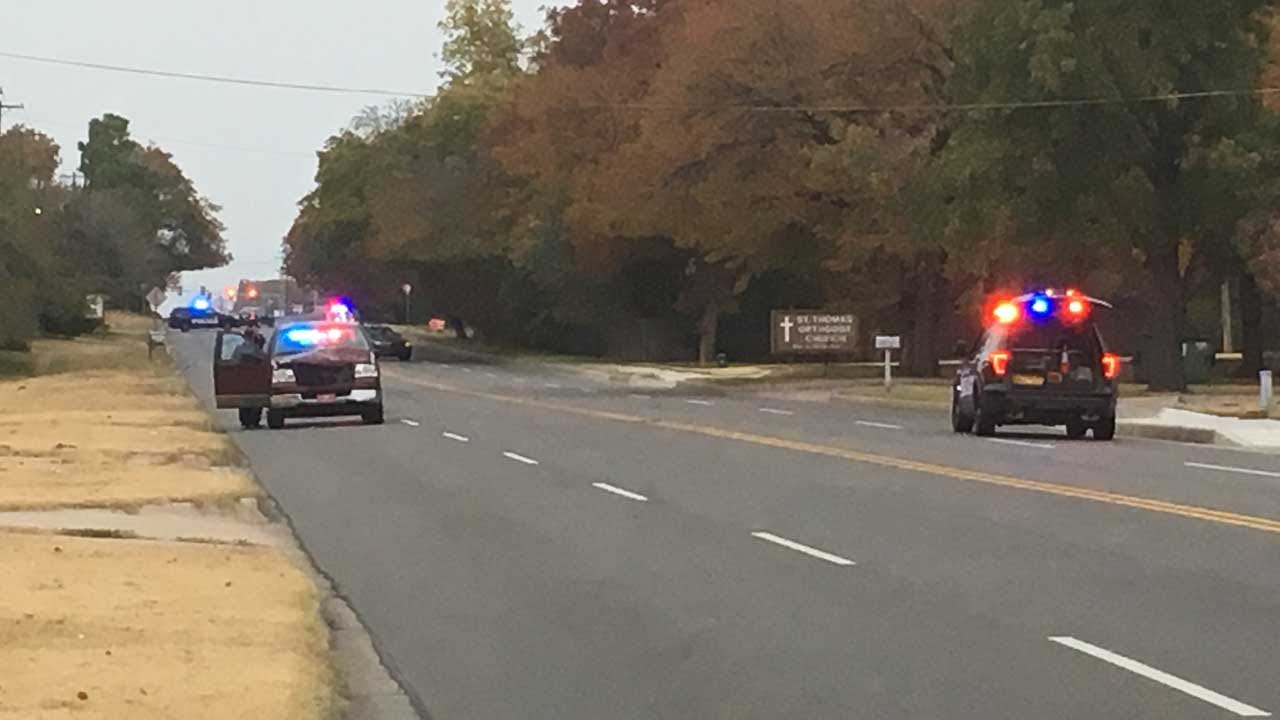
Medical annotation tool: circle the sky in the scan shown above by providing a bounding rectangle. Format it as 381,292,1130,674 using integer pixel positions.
2,0,564,305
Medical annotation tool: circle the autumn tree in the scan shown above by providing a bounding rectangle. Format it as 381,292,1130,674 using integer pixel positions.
287,0,530,335
497,0,953,363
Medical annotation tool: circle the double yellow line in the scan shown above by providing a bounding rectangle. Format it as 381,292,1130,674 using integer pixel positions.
387,370,1280,536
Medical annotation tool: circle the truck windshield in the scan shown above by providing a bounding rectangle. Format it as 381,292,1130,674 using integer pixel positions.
272,323,370,357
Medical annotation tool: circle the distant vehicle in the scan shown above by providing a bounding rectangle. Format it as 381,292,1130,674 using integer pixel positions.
167,307,191,330
951,289,1119,440
238,306,273,327
364,325,413,361
169,297,233,332
212,320,384,430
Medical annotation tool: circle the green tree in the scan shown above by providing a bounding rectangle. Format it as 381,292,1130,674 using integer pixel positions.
936,0,1279,389
440,0,523,82
74,114,229,305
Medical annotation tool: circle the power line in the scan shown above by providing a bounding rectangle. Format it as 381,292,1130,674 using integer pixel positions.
6,50,1277,115
586,87,1280,114
0,50,430,98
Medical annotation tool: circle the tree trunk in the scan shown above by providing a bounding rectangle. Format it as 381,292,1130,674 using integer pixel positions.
1144,243,1186,391
906,255,942,377
1238,271,1264,377
697,301,719,366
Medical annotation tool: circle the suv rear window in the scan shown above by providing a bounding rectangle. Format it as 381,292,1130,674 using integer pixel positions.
1004,320,1100,355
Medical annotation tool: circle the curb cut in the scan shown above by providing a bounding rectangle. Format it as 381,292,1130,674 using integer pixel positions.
1116,422,1228,446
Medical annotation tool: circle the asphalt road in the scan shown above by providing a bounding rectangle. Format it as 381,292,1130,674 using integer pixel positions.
171,330,1280,719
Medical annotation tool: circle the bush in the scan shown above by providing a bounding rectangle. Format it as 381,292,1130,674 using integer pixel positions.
0,275,37,350
36,277,99,338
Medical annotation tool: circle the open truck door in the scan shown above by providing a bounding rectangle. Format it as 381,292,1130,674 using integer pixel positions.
213,330,271,409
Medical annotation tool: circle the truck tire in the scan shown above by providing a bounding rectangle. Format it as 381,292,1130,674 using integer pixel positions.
238,407,262,429
267,410,285,430
362,405,385,425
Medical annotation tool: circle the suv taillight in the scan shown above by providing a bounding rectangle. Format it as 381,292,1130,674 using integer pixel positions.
989,350,1011,377
1101,353,1121,380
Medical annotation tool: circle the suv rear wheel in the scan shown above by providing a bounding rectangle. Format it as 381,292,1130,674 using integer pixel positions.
362,404,385,425
267,410,285,430
974,396,996,437
1093,415,1116,441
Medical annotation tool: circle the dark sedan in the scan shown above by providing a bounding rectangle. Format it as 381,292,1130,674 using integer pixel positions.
364,325,413,361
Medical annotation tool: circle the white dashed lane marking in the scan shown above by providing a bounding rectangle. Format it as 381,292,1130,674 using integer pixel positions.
986,437,1056,449
442,432,470,443
759,408,795,416
400,419,421,427
503,451,540,466
1185,461,1280,479
592,483,649,502
1048,636,1271,717
751,532,855,566
855,420,902,430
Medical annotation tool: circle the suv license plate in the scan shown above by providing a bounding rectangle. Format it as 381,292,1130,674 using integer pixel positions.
1012,374,1045,386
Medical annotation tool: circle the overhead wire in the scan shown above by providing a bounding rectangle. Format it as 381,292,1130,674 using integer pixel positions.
0,51,431,98
5,50,1280,113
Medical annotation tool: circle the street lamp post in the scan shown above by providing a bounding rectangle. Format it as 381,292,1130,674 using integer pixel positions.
402,283,413,324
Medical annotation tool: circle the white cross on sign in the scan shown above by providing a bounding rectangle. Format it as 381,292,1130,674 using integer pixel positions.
780,316,795,343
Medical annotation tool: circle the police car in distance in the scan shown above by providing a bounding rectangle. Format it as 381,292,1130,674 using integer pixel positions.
169,296,235,331
951,289,1120,440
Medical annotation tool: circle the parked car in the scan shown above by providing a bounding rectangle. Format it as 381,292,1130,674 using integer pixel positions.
364,325,413,361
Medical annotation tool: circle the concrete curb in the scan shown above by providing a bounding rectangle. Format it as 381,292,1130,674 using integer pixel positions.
1116,422,1229,446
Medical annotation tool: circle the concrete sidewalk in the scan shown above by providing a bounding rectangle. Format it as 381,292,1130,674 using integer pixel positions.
1119,400,1280,449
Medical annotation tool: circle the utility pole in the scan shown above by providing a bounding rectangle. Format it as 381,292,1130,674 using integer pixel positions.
0,87,24,131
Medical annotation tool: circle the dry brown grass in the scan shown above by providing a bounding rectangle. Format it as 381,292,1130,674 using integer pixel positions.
0,372,254,511
0,313,338,718
0,531,336,720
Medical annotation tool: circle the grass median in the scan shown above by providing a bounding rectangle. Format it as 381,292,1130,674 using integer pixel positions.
0,312,338,719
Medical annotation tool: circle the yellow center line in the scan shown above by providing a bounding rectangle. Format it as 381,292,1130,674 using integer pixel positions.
385,369,1280,536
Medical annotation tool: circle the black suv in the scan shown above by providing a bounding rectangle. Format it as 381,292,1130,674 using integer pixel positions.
364,325,413,361
951,292,1120,440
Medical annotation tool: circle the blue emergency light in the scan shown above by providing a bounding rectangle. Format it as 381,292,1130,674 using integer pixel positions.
191,297,211,311
1029,295,1051,317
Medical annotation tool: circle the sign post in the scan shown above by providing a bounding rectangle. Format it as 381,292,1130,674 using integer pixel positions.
875,335,902,390
1261,370,1273,415
402,283,413,324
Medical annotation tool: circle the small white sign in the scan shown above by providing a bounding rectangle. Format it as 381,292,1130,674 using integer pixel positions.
875,335,901,350
85,294,106,319
145,287,166,311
